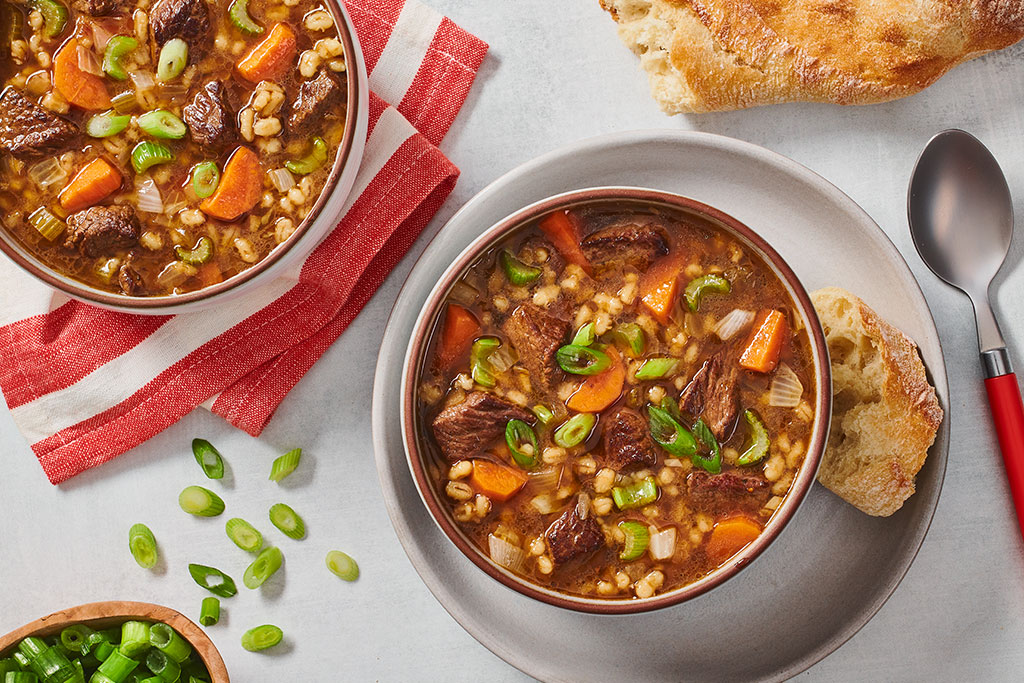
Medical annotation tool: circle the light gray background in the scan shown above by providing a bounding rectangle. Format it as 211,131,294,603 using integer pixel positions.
2,1,1023,680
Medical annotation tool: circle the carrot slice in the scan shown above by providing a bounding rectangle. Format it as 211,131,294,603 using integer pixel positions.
199,147,263,221
470,459,529,502
58,157,122,212
236,23,298,82
705,516,763,564
567,346,625,413
537,210,592,276
639,255,682,324
437,303,480,369
53,38,111,110
197,262,223,287
739,309,788,373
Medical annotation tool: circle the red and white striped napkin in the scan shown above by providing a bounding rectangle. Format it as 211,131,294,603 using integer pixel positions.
0,0,487,484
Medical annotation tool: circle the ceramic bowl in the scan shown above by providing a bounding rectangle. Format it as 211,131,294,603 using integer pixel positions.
400,186,833,614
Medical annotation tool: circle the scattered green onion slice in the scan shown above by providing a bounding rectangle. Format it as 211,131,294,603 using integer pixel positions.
33,0,68,38
613,322,646,356
243,546,283,589
571,322,596,347
325,550,359,582
240,625,282,652
553,413,596,448
131,141,174,174
612,476,658,511
60,625,95,657
737,409,771,466
137,109,187,140
504,419,538,469
148,624,191,664
269,448,301,482
618,520,650,561
684,274,731,312
190,162,220,199
156,38,188,82
145,649,180,682
635,357,678,380
228,0,264,36
469,336,500,387
555,344,611,375
86,110,131,138
190,437,223,478
268,503,305,540
199,597,220,627
128,523,159,569
648,406,697,458
531,404,555,425
498,248,541,286
110,90,137,114
692,418,723,474
178,486,225,517
118,621,150,657
187,563,238,597
102,36,139,81
176,236,213,266
28,207,65,241
284,136,327,175
225,517,263,553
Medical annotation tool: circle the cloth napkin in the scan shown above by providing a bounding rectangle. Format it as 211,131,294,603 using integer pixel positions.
0,0,488,484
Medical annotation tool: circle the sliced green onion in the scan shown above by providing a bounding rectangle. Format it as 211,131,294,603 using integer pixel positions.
325,550,359,582
19,637,76,683
504,419,538,469
618,520,650,561
634,357,678,380
27,207,65,241
243,546,283,589
94,642,115,663
60,625,95,657
5,673,38,683
555,344,611,375
268,448,301,482
118,622,150,658
659,394,685,425
240,625,282,652
284,137,327,175
613,322,646,356
647,406,697,458
102,36,139,81
131,141,174,174
570,322,596,347
199,597,220,627
178,486,224,517
268,503,305,540
97,649,139,681
88,629,120,652
189,437,223,478
137,110,187,140
228,0,263,35
148,624,191,664
0,660,22,677
110,91,137,114
612,476,658,510
128,523,159,569
187,563,238,597
684,274,731,312
692,418,722,474
225,517,262,553
33,0,68,38
144,650,179,682
86,111,131,138
469,336,500,387
498,248,541,286
553,413,596,448
156,38,188,82
190,162,219,199
531,405,555,425
737,409,770,466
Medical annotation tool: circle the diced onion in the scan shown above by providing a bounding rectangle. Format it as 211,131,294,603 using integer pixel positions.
488,533,526,573
269,167,295,193
130,70,156,92
648,527,677,561
91,19,118,51
78,45,103,76
448,281,479,306
488,345,517,373
527,467,561,491
28,158,67,190
157,261,197,287
714,309,755,341
768,363,804,408
135,178,163,213
575,492,591,520
530,494,554,515
162,190,187,215
159,82,189,100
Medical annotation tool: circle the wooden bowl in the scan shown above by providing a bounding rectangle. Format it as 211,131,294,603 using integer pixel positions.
0,602,229,682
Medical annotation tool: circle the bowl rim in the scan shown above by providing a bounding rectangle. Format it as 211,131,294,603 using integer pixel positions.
0,0,363,311
400,186,833,615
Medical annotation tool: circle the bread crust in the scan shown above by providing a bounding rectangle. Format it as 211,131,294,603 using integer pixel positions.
811,287,942,516
601,0,1024,112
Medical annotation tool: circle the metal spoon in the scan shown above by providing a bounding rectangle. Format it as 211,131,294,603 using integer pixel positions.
909,129,1024,533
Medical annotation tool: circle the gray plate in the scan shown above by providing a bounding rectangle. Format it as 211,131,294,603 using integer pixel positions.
371,130,949,682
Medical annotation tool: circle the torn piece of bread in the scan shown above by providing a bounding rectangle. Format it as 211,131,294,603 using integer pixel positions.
599,0,1024,113
811,287,943,516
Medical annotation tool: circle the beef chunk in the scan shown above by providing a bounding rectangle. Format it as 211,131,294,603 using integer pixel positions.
117,262,145,295
289,70,343,131
545,503,604,564
431,391,532,461
679,353,740,440
501,303,568,395
183,81,234,147
150,0,210,47
0,87,78,158
71,0,125,15
687,471,771,516
65,206,139,258
601,408,658,470
581,220,669,271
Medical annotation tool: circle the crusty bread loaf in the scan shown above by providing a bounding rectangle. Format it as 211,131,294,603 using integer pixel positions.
811,287,943,516
600,0,1024,113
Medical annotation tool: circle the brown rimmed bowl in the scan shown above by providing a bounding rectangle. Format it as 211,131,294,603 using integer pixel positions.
400,186,833,615
0,601,228,681
0,0,369,315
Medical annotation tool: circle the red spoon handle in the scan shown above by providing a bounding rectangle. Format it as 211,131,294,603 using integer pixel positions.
985,373,1024,532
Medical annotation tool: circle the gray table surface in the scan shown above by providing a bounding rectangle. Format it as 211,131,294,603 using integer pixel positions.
3,1,1024,680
